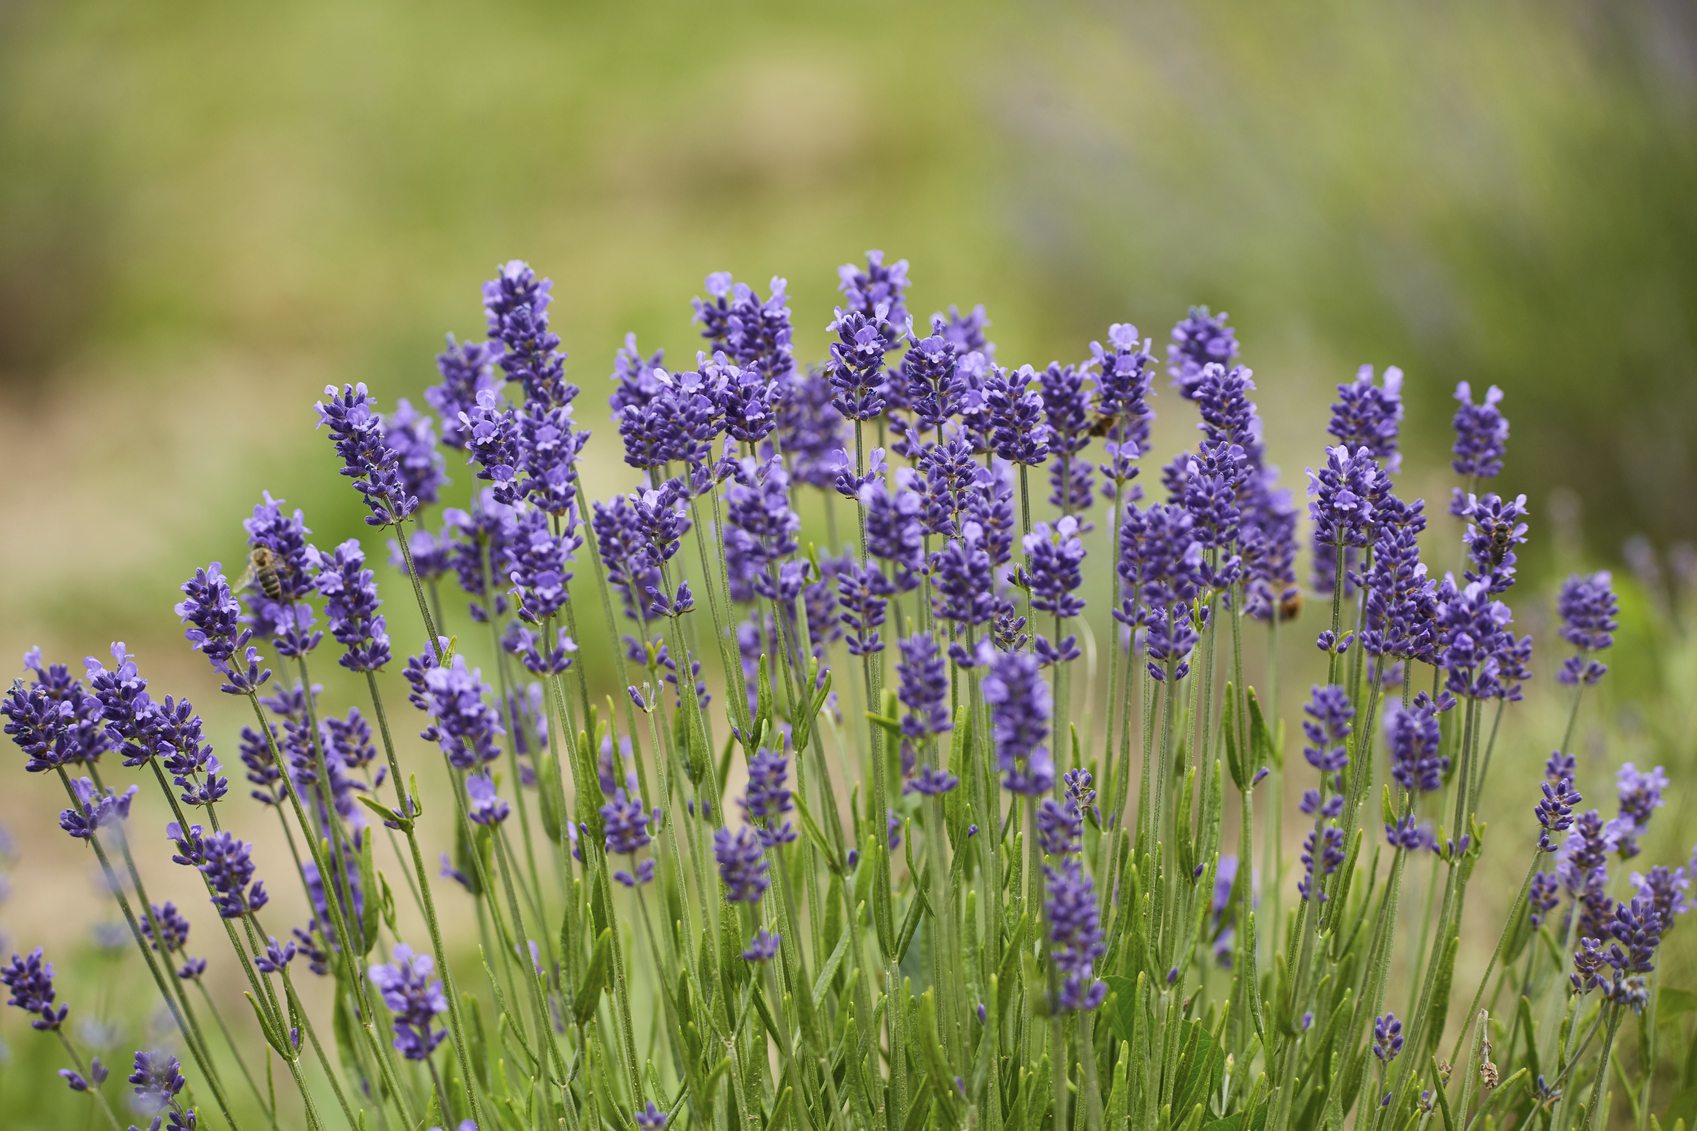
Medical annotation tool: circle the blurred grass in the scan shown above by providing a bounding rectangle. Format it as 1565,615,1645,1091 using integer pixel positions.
2,0,1694,665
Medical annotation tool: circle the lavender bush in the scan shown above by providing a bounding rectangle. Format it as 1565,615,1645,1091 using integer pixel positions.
3,255,1690,1130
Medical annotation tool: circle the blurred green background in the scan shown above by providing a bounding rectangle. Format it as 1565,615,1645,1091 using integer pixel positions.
3,0,1697,1121
3,1,1694,672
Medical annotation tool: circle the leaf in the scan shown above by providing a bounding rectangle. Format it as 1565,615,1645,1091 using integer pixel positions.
536,754,563,844
358,832,380,953
355,794,410,830
573,927,612,1026
1248,688,1280,771
1102,975,1138,1045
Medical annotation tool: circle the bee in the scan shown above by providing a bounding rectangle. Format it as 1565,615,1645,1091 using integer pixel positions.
239,546,289,603
1086,412,1121,439
1277,588,1304,623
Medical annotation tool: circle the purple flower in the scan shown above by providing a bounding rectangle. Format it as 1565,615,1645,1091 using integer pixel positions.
506,506,581,624
914,436,980,537
616,365,717,473
416,657,504,771
984,649,1053,795
929,525,998,629
1037,797,1084,856
825,306,903,421
1558,810,1622,940
695,274,794,384
1043,858,1106,1012
140,903,201,980
609,332,666,415
1384,697,1444,794
441,490,519,622
308,540,391,672
384,398,448,507
1450,381,1508,483
177,564,271,695
706,352,784,445
484,260,575,407
742,929,781,964
1457,492,1529,595
128,1049,188,1119
1168,306,1238,400
714,826,770,904
838,250,910,326
2,948,67,1030
1615,764,1667,859
1039,360,1093,491
466,772,510,827
514,396,590,516
59,1058,109,1094
58,777,138,840
1024,517,1087,619
636,1100,671,1130
979,365,1051,466
1361,494,1433,663
742,749,796,848
315,383,419,526
1117,503,1207,680
1436,577,1531,701
897,634,952,744
1537,777,1582,852
837,563,887,656
1557,572,1617,687
1633,866,1691,925
460,388,524,503
1308,445,1389,557
936,303,993,358
726,458,802,598
602,788,654,887
1372,1013,1404,1061
369,944,448,1060
861,474,925,593
1299,825,1345,903
1329,365,1404,473
1194,363,1264,468
1092,324,1156,491
172,824,267,920
427,335,500,450
1530,872,1560,928
777,368,848,489
1302,686,1353,775
4,659,103,771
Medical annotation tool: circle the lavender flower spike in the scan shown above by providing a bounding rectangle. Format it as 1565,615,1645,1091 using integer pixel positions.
369,943,449,1060
315,383,419,527
1557,571,1618,686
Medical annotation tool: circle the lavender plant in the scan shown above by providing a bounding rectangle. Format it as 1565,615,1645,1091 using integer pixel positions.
3,253,1691,1131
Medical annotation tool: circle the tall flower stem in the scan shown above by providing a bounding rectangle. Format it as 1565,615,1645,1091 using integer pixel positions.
365,672,489,1122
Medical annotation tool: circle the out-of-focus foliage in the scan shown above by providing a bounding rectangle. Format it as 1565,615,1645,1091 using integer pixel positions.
1,0,1693,668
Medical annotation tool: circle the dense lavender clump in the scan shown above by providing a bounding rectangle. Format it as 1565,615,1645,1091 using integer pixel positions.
5,256,1685,1131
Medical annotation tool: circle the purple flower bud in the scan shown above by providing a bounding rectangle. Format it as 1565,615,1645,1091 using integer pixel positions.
714,826,769,904
1168,306,1238,400
1043,858,1106,1012
315,383,418,526
1329,365,1403,473
1557,571,1617,687
1449,381,1508,483
370,943,448,1060
984,649,1053,796
2,948,68,1030
484,260,575,407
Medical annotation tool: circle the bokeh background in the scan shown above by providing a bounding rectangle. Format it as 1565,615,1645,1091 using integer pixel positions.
3,0,1697,1121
